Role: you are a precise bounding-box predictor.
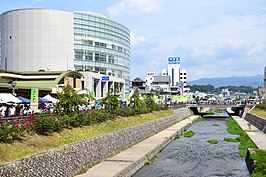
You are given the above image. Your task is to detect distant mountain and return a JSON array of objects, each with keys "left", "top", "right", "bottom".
[{"left": 188, "top": 75, "right": 264, "bottom": 88}]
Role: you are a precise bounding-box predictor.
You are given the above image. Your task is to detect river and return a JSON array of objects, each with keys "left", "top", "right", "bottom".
[{"left": 133, "top": 118, "right": 250, "bottom": 177}]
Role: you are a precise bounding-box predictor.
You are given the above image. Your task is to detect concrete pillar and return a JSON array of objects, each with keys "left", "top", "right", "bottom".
[
  {"left": 108, "top": 81, "right": 114, "bottom": 94},
  {"left": 96, "top": 80, "right": 101, "bottom": 98},
  {"left": 102, "top": 82, "right": 108, "bottom": 97},
  {"left": 120, "top": 83, "right": 125, "bottom": 101}
]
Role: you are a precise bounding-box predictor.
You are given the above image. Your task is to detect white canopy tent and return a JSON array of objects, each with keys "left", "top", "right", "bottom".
[
  {"left": 43, "top": 94, "right": 58, "bottom": 104},
  {"left": 0, "top": 93, "right": 22, "bottom": 104}
]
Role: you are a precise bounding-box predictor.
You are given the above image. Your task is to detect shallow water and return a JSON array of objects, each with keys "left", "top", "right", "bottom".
[{"left": 133, "top": 118, "right": 250, "bottom": 177}]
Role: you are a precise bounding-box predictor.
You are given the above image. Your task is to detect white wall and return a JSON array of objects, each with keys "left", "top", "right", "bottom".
[
  {"left": 0, "top": 9, "right": 74, "bottom": 71},
  {"left": 168, "top": 63, "right": 180, "bottom": 86}
]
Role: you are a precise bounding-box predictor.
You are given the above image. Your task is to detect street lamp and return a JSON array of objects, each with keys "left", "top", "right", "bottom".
[{"left": 11, "top": 81, "right": 17, "bottom": 96}]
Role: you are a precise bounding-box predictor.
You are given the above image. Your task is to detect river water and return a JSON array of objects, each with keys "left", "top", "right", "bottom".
[{"left": 133, "top": 118, "right": 250, "bottom": 177}]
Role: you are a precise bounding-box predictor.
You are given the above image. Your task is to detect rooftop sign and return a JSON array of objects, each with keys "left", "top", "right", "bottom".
[{"left": 168, "top": 57, "right": 180, "bottom": 64}]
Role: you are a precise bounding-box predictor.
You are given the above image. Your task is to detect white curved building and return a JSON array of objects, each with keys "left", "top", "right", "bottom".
[{"left": 0, "top": 8, "right": 130, "bottom": 91}]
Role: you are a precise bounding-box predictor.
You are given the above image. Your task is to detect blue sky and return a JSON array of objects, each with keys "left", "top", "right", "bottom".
[{"left": 1, "top": 0, "right": 266, "bottom": 81}]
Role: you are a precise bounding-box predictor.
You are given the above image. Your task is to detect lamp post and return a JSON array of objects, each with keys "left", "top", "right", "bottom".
[{"left": 11, "top": 81, "right": 17, "bottom": 96}]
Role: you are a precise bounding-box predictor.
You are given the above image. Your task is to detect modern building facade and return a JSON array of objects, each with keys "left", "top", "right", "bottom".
[
  {"left": 0, "top": 8, "right": 130, "bottom": 92},
  {"left": 167, "top": 57, "right": 187, "bottom": 87}
]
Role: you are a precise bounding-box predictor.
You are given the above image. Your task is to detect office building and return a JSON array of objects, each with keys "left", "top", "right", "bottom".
[{"left": 0, "top": 8, "right": 130, "bottom": 92}]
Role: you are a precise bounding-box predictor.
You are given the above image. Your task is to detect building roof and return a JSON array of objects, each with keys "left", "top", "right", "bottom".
[
  {"left": 0, "top": 70, "right": 83, "bottom": 91},
  {"left": 153, "top": 75, "right": 170, "bottom": 83},
  {"left": 132, "top": 77, "right": 145, "bottom": 83}
]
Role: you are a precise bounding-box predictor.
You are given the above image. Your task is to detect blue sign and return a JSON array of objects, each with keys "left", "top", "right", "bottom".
[
  {"left": 168, "top": 57, "right": 180, "bottom": 64},
  {"left": 102, "top": 76, "right": 109, "bottom": 81}
]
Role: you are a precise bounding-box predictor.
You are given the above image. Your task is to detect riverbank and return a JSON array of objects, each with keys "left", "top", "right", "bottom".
[
  {"left": 133, "top": 118, "right": 250, "bottom": 177},
  {"left": 77, "top": 115, "right": 199, "bottom": 177},
  {"left": 0, "top": 110, "right": 173, "bottom": 164}
]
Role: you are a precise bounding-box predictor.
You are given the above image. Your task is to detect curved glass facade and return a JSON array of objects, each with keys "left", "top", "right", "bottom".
[{"left": 73, "top": 12, "right": 130, "bottom": 92}]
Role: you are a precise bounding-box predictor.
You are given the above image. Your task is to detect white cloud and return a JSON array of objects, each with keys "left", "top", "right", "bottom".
[
  {"left": 130, "top": 32, "right": 147, "bottom": 47},
  {"left": 107, "top": 0, "right": 164, "bottom": 16},
  {"left": 105, "top": 0, "right": 266, "bottom": 81}
]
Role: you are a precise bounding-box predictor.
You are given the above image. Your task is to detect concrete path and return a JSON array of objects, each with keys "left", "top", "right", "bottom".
[
  {"left": 77, "top": 115, "right": 199, "bottom": 177},
  {"left": 226, "top": 108, "right": 234, "bottom": 114},
  {"left": 232, "top": 116, "right": 266, "bottom": 150}
]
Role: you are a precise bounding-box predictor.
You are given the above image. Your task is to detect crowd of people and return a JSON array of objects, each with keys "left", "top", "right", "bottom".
[{"left": 0, "top": 103, "right": 55, "bottom": 118}]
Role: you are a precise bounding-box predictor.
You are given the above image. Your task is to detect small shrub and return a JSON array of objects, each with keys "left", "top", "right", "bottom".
[
  {"left": 184, "top": 130, "right": 195, "bottom": 138},
  {"left": 0, "top": 122, "right": 14, "bottom": 143},
  {"left": 34, "top": 116, "right": 58, "bottom": 135},
  {"left": 213, "top": 124, "right": 219, "bottom": 126},
  {"left": 207, "top": 139, "right": 219, "bottom": 144}
]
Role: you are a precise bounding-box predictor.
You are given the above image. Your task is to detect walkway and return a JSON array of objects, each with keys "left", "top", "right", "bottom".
[
  {"left": 77, "top": 115, "right": 199, "bottom": 177},
  {"left": 232, "top": 116, "right": 266, "bottom": 150}
]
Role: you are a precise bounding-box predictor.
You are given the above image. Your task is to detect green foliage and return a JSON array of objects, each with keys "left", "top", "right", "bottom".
[
  {"left": 226, "top": 117, "right": 257, "bottom": 157},
  {"left": 145, "top": 90, "right": 160, "bottom": 111},
  {"left": 130, "top": 88, "right": 142, "bottom": 109},
  {"left": 189, "top": 84, "right": 214, "bottom": 93},
  {"left": 0, "top": 122, "right": 14, "bottom": 143},
  {"left": 175, "top": 134, "right": 180, "bottom": 139},
  {"left": 224, "top": 137, "right": 238, "bottom": 142},
  {"left": 34, "top": 116, "right": 62, "bottom": 135},
  {"left": 116, "top": 107, "right": 136, "bottom": 117},
  {"left": 195, "top": 117, "right": 204, "bottom": 122},
  {"left": 213, "top": 124, "right": 219, "bottom": 126},
  {"left": 55, "top": 85, "right": 85, "bottom": 116},
  {"left": 0, "top": 118, "right": 34, "bottom": 143},
  {"left": 103, "top": 92, "right": 120, "bottom": 112},
  {"left": 250, "top": 149, "right": 266, "bottom": 177},
  {"left": 207, "top": 139, "right": 219, "bottom": 144},
  {"left": 214, "top": 109, "right": 222, "bottom": 113},
  {"left": 184, "top": 130, "right": 195, "bottom": 138},
  {"left": 188, "top": 84, "right": 256, "bottom": 94},
  {"left": 205, "top": 111, "right": 215, "bottom": 115}
]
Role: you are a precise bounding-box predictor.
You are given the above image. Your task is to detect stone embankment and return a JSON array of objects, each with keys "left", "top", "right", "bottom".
[{"left": 0, "top": 108, "right": 192, "bottom": 177}]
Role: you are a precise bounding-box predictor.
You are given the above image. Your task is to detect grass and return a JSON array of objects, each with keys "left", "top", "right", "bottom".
[
  {"left": 250, "top": 149, "right": 266, "bottom": 177},
  {"left": 0, "top": 110, "right": 173, "bottom": 164},
  {"left": 175, "top": 134, "right": 180, "bottom": 139},
  {"left": 213, "top": 124, "right": 219, "bottom": 126},
  {"left": 194, "top": 117, "right": 204, "bottom": 122},
  {"left": 226, "top": 117, "right": 257, "bottom": 157},
  {"left": 207, "top": 139, "right": 219, "bottom": 144},
  {"left": 184, "top": 130, "right": 195, "bottom": 138},
  {"left": 224, "top": 137, "right": 238, "bottom": 142},
  {"left": 250, "top": 107, "right": 266, "bottom": 119}
]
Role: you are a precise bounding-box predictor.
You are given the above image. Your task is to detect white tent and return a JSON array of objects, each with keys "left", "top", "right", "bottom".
[
  {"left": 43, "top": 94, "right": 58, "bottom": 103},
  {"left": 0, "top": 93, "right": 22, "bottom": 104}
]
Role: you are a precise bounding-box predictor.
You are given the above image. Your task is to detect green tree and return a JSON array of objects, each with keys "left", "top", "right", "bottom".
[
  {"left": 103, "top": 92, "right": 120, "bottom": 112},
  {"left": 130, "top": 88, "right": 141, "bottom": 109},
  {"left": 55, "top": 85, "right": 85, "bottom": 116},
  {"left": 145, "top": 89, "right": 158, "bottom": 111}
]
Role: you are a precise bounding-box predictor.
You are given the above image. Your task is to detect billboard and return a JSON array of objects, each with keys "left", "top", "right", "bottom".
[
  {"left": 168, "top": 57, "right": 180, "bottom": 64},
  {"left": 30, "top": 88, "right": 39, "bottom": 110}
]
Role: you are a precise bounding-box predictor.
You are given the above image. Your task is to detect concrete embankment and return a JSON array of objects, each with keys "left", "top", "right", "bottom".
[
  {"left": 77, "top": 115, "right": 199, "bottom": 177},
  {"left": 0, "top": 108, "right": 192, "bottom": 177},
  {"left": 232, "top": 116, "right": 266, "bottom": 150}
]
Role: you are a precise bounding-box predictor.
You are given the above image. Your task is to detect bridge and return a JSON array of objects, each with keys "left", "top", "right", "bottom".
[{"left": 185, "top": 103, "right": 246, "bottom": 116}]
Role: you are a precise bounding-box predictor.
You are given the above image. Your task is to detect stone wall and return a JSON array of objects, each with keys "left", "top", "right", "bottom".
[
  {"left": 0, "top": 108, "right": 192, "bottom": 177},
  {"left": 245, "top": 113, "right": 266, "bottom": 133}
]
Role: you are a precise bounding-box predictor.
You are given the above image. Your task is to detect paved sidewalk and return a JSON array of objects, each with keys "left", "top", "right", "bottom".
[
  {"left": 77, "top": 115, "right": 199, "bottom": 177},
  {"left": 232, "top": 116, "right": 266, "bottom": 150}
]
